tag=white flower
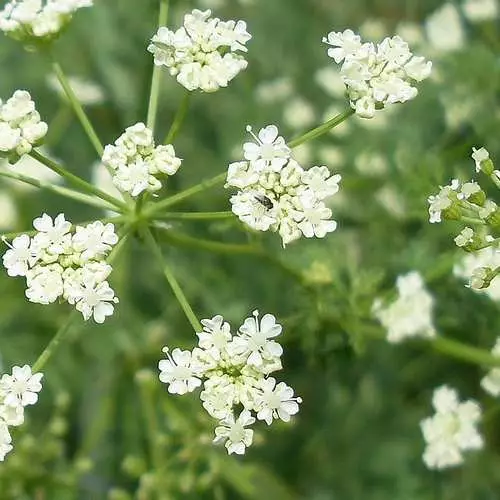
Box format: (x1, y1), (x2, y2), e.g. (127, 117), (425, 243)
(0, 0), (93, 41)
(213, 410), (255, 455)
(32, 213), (72, 255)
(481, 338), (500, 396)
(421, 386), (483, 469)
(472, 147), (490, 173)
(0, 365), (43, 408)
(102, 122), (181, 197)
(373, 271), (436, 343)
(26, 263), (64, 304)
(243, 125), (291, 170)
(148, 9), (251, 92)
(462, 0), (498, 22)
(426, 3), (466, 52)
(159, 310), (300, 454)
(159, 348), (202, 395)
(454, 227), (474, 248)
(74, 279), (118, 323)
(323, 31), (431, 118)
(231, 310), (283, 367)
(255, 377), (302, 425)
(0, 90), (47, 160)
(227, 125), (341, 245)
(0, 421), (13, 461)
(454, 244), (500, 300)
(72, 221), (118, 262)
(2, 234), (38, 277)
(427, 180), (459, 223)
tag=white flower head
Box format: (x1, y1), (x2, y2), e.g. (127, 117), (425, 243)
(323, 30), (431, 118)
(159, 347), (203, 395)
(255, 377), (302, 425)
(148, 9), (251, 92)
(0, 0), (93, 42)
(102, 122), (182, 197)
(227, 125), (341, 245)
(421, 385), (483, 470)
(373, 271), (436, 343)
(481, 338), (500, 396)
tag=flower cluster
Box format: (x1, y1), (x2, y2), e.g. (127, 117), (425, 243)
(481, 337), (500, 396)
(158, 311), (302, 455)
(373, 271), (436, 343)
(323, 30), (432, 118)
(2, 213), (119, 323)
(148, 9), (251, 92)
(102, 122), (181, 197)
(420, 385), (483, 470)
(226, 125), (341, 246)
(0, 90), (47, 163)
(0, 0), (93, 42)
(0, 365), (43, 461)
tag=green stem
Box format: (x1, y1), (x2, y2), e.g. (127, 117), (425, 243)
(29, 150), (129, 213)
(461, 216), (486, 225)
(158, 228), (308, 286)
(156, 211), (234, 221)
(164, 91), (191, 144)
(146, 0), (170, 132)
(362, 323), (500, 367)
(490, 172), (500, 191)
(288, 109), (355, 148)
(32, 311), (79, 372)
(51, 58), (104, 156)
(0, 169), (117, 212)
(142, 227), (202, 331)
(144, 172), (227, 217)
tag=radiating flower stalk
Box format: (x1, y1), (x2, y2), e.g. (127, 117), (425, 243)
(1, 0), (497, 474)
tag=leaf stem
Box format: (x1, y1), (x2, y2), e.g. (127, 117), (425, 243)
(156, 211), (234, 221)
(146, 0), (170, 132)
(288, 109), (355, 148)
(29, 150), (129, 213)
(142, 227), (201, 331)
(51, 57), (104, 156)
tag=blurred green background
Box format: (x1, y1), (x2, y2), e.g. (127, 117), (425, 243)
(2, 0), (500, 498)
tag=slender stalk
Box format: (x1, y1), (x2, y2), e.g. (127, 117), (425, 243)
(0, 170), (117, 212)
(142, 227), (202, 331)
(158, 228), (308, 286)
(156, 211), (234, 221)
(490, 172), (500, 191)
(146, 0), (170, 131)
(32, 311), (79, 372)
(461, 216), (486, 226)
(164, 91), (191, 144)
(144, 172), (227, 217)
(362, 323), (500, 368)
(30, 150), (129, 213)
(51, 58), (104, 156)
(288, 109), (355, 148)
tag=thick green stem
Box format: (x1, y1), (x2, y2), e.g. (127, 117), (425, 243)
(30, 150), (129, 213)
(51, 58), (104, 156)
(156, 211), (234, 221)
(0, 169), (117, 212)
(288, 109), (355, 148)
(164, 91), (191, 144)
(144, 172), (227, 217)
(146, 0), (170, 132)
(142, 227), (202, 331)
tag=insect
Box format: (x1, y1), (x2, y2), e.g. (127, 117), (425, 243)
(254, 194), (274, 210)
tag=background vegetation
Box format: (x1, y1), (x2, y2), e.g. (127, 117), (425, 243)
(1, 0), (500, 498)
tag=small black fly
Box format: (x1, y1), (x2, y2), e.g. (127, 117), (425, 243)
(254, 194), (274, 210)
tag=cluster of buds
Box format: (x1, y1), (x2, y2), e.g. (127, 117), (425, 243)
(158, 311), (301, 455)
(102, 122), (182, 197)
(0, 90), (47, 163)
(2, 213), (119, 323)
